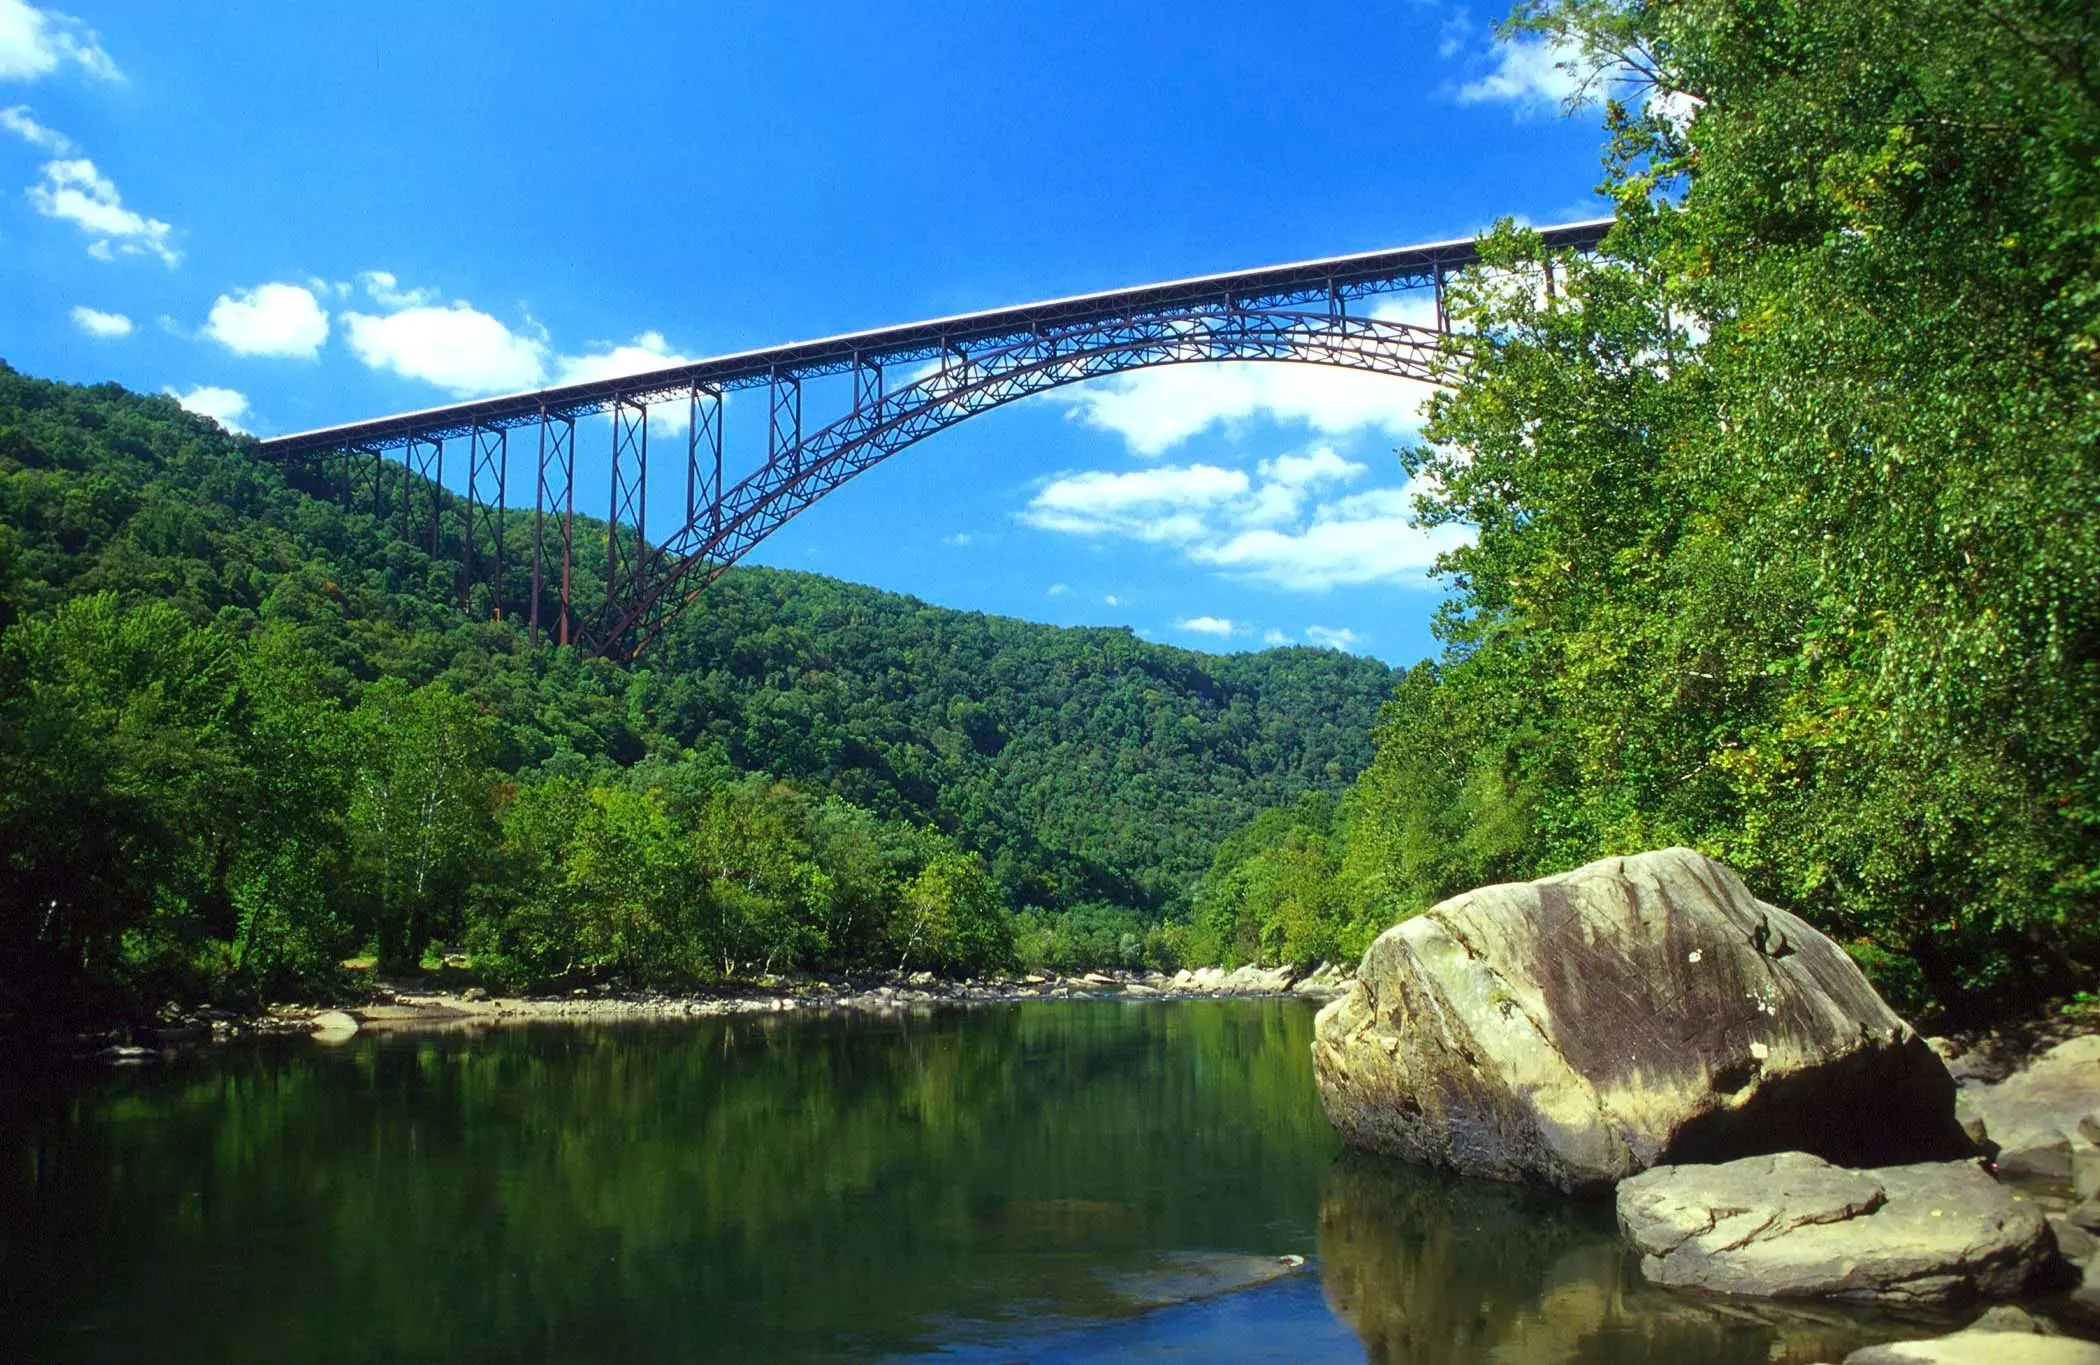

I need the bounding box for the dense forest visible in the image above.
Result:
[1192,0,2098,1022]
[7,0,2094,1029]
[0,367,1392,1020]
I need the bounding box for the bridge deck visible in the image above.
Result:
[256,219,1611,458]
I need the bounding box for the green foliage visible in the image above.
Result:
[0,367,1381,1016]
[1198,0,2099,1016]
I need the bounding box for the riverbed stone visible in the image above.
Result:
[1845,1314,2100,1365]
[1617,1152,2052,1303]
[1311,847,1970,1190]
[1962,1036,2100,1191]
[309,1010,359,1041]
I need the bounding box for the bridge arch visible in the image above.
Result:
[603,308,1449,653]
[257,219,1608,656]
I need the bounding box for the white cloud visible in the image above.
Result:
[1193,479,1470,591]
[1022,463,1250,541]
[27,158,177,264]
[1176,616,1239,638]
[1263,628,1292,646]
[69,303,129,337]
[204,282,329,358]
[552,329,689,386]
[342,300,547,396]
[1024,443,1469,593]
[1046,582,1069,596]
[165,384,248,433]
[0,0,119,83]
[356,270,435,310]
[553,330,695,433]
[1052,294,1442,456]
[1458,37,1582,108]
[1305,625,1365,652]
[1261,446,1362,488]
[0,102,69,150]
[941,532,973,547]
[1104,594,1120,607]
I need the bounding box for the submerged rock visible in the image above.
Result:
[1617,1152,2052,1303]
[1311,848,1969,1191]
[1844,1307,2100,1364]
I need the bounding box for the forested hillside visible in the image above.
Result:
[0,366,1391,1018]
[1192,0,2098,1023]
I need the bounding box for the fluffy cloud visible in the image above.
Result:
[1053,295,1442,456]
[1458,37,1583,108]
[553,330,696,432]
[1263,628,1292,646]
[1022,464,1251,541]
[1024,444,1467,592]
[343,271,696,402]
[0,102,69,150]
[204,282,329,358]
[28,157,177,264]
[69,303,129,337]
[553,330,690,387]
[165,384,249,433]
[1046,583,1069,597]
[1192,483,1470,591]
[1175,616,1239,638]
[357,270,436,310]
[1304,625,1365,652]
[0,0,119,83]
[343,300,547,396]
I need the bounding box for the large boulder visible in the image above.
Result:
[1311,848,1969,1190]
[1617,1152,2052,1303]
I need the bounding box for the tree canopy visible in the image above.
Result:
[1195,0,2098,1021]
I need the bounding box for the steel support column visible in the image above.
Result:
[403,433,444,557]
[687,385,722,540]
[606,398,648,620]
[465,424,508,618]
[852,353,883,414]
[530,409,576,647]
[768,371,800,471]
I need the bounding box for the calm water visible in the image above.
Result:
[1,1000,1929,1363]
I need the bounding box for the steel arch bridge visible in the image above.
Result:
[257,219,1609,656]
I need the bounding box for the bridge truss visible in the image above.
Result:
[257,219,1610,656]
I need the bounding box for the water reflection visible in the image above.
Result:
[0,1002,1950,1365]
[0,1001,1337,1364]
[1319,1152,1935,1365]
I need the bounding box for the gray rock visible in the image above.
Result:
[309,1009,360,1041]
[1618,1152,2052,1303]
[1845,1321,2100,1365]
[1968,1306,2062,1335]
[1312,848,1970,1191]
[1966,1036,2100,1191]
[2050,1212,2099,1263]
[2074,1253,2100,1315]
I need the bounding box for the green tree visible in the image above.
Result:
[346,678,496,969]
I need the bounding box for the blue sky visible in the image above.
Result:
[0,0,1601,665]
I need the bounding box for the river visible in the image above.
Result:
[1,999,1939,1362]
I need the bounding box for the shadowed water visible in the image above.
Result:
[0,1000,1930,1363]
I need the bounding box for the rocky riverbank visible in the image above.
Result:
[1310,847,2100,1363]
[70,960,1352,1059]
